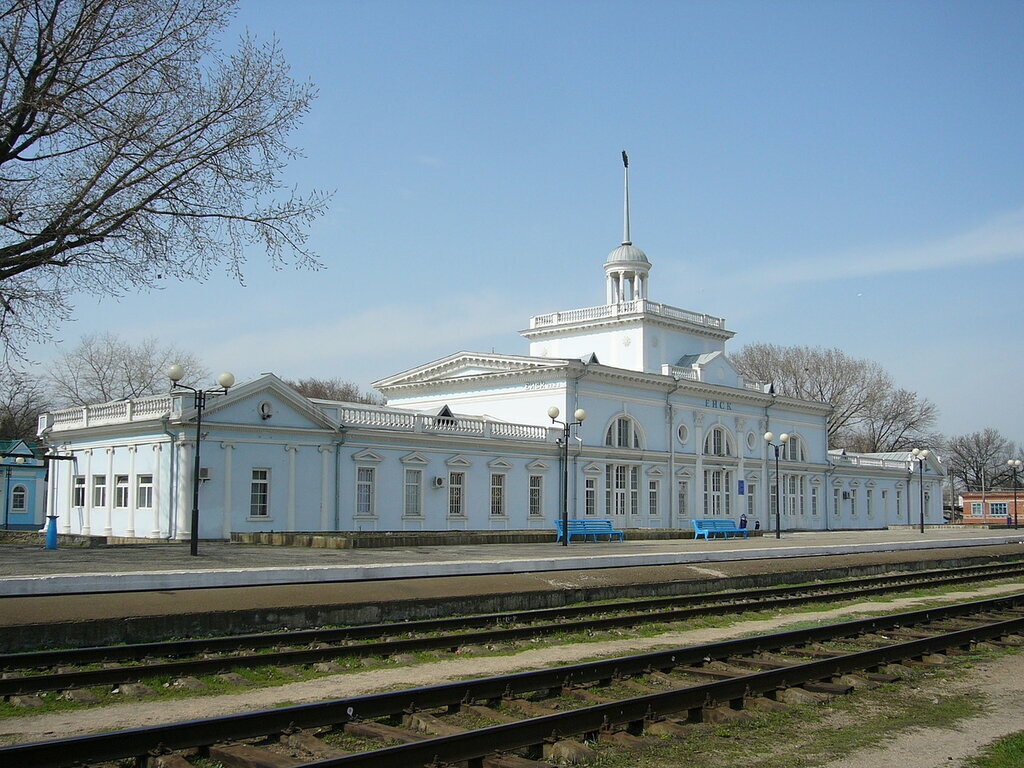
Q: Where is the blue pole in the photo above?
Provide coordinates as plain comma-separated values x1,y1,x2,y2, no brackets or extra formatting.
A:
45,515,58,549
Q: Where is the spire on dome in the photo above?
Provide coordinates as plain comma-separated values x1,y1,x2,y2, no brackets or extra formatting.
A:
622,150,631,245
604,150,650,304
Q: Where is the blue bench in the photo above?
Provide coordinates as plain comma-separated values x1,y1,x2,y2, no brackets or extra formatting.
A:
692,519,748,540
555,518,625,543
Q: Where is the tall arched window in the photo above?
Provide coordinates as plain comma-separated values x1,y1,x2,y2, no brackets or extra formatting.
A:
703,426,734,457
784,434,806,461
11,484,26,511
605,416,642,448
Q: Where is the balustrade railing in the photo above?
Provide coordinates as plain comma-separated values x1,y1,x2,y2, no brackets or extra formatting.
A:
530,299,726,330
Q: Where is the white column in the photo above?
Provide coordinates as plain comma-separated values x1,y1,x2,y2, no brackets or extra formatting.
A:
176,439,193,540
126,446,137,538
82,449,93,535
286,444,298,531
694,413,705,517
319,445,333,531
103,447,114,536
151,445,163,538
221,442,234,539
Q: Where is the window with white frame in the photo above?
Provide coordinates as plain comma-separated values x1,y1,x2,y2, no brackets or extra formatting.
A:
866,488,873,517
677,480,689,519
881,489,888,518
356,467,375,517
811,485,819,516
136,475,153,509
630,467,640,514
971,501,983,515
849,488,858,516
770,482,778,517
896,489,903,519
114,475,129,509
72,475,86,507
833,487,841,518
448,471,465,516
747,483,757,517
703,426,733,457
529,475,543,517
490,473,506,516
991,501,1008,516
783,435,806,461
92,475,107,507
11,484,26,511
250,469,270,517
703,469,732,516
648,479,659,516
585,476,597,516
784,475,799,515
403,469,422,518
605,416,642,448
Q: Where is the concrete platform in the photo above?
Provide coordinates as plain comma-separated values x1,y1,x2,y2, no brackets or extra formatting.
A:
2,527,1023,596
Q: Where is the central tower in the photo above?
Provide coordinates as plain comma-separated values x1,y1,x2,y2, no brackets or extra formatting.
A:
604,150,651,304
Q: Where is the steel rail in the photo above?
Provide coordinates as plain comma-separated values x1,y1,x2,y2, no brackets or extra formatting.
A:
3,561,1023,697
2,592,1023,768
5,560,1022,669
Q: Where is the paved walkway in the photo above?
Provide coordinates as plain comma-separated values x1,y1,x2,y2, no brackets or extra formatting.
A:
2,527,1023,596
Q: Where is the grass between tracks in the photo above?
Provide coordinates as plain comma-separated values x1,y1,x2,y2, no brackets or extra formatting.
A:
963,731,1024,768
0,578,1021,724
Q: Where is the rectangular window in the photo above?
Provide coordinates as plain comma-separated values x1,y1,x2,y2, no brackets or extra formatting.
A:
114,475,129,509
490,473,505,516
811,486,819,516
92,475,107,507
614,465,627,515
896,490,903,519
991,501,1007,516
881,489,888,518
529,475,543,517
356,467,375,517
585,476,596,516
971,501,983,515
648,479,659,516
448,471,465,516
677,480,688,519
136,475,153,509
850,488,858,516
250,468,270,517
72,475,86,507
747,483,756,517
770,482,779,517
866,489,873,517
605,466,613,516
833,488,841,518
630,467,640,515
403,469,422,517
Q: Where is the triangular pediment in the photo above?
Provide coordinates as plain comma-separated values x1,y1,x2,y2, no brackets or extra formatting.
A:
373,351,569,390
400,452,430,465
189,374,339,432
446,454,473,467
526,460,551,471
352,449,384,463
487,457,513,470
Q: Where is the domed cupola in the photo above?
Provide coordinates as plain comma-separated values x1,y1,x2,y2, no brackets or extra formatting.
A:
605,151,651,304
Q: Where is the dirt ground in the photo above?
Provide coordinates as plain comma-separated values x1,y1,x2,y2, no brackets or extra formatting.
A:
2,582,1024,767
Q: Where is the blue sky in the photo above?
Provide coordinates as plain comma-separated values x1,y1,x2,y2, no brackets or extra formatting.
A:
36,0,1024,444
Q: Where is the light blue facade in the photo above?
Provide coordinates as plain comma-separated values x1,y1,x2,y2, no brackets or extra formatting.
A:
0,441,47,530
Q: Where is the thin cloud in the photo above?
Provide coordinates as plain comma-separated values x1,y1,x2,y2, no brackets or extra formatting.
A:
754,206,1024,286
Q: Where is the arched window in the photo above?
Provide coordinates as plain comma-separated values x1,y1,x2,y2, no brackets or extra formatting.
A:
703,426,734,457
11,484,26,511
605,416,642,448
784,434,806,461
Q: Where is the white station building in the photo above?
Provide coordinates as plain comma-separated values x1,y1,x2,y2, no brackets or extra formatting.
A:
37,160,945,540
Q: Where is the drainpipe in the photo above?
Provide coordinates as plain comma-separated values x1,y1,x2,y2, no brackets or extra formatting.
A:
666,376,685,528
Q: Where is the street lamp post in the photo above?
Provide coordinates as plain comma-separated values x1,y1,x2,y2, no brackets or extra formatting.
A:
911,448,930,534
763,432,789,540
548,406,586,547
1008,459,1022,530
169,366,235,556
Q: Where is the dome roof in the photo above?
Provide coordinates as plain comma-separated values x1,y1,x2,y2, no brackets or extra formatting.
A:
605,242,650,266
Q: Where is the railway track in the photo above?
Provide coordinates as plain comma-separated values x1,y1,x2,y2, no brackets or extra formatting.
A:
1,560,1023,701
2,591,1023,768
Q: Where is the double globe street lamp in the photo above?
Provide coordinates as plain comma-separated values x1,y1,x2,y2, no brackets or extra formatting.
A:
548,406,586,547
169,365,235,556
1008,459,1022,530
763,431,789,540
911,448,930,534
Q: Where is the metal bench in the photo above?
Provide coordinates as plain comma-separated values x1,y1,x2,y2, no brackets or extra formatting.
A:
691,519,748,540
555,518,625,543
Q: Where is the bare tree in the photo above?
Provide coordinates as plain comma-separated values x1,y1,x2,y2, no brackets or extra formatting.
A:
286,376,382,405
942,428,1019,493
0,0,330,355
48,332,208,406
731,343,936,450
0,369,49,440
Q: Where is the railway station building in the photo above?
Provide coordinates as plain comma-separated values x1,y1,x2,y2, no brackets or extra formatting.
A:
36,166,946,541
